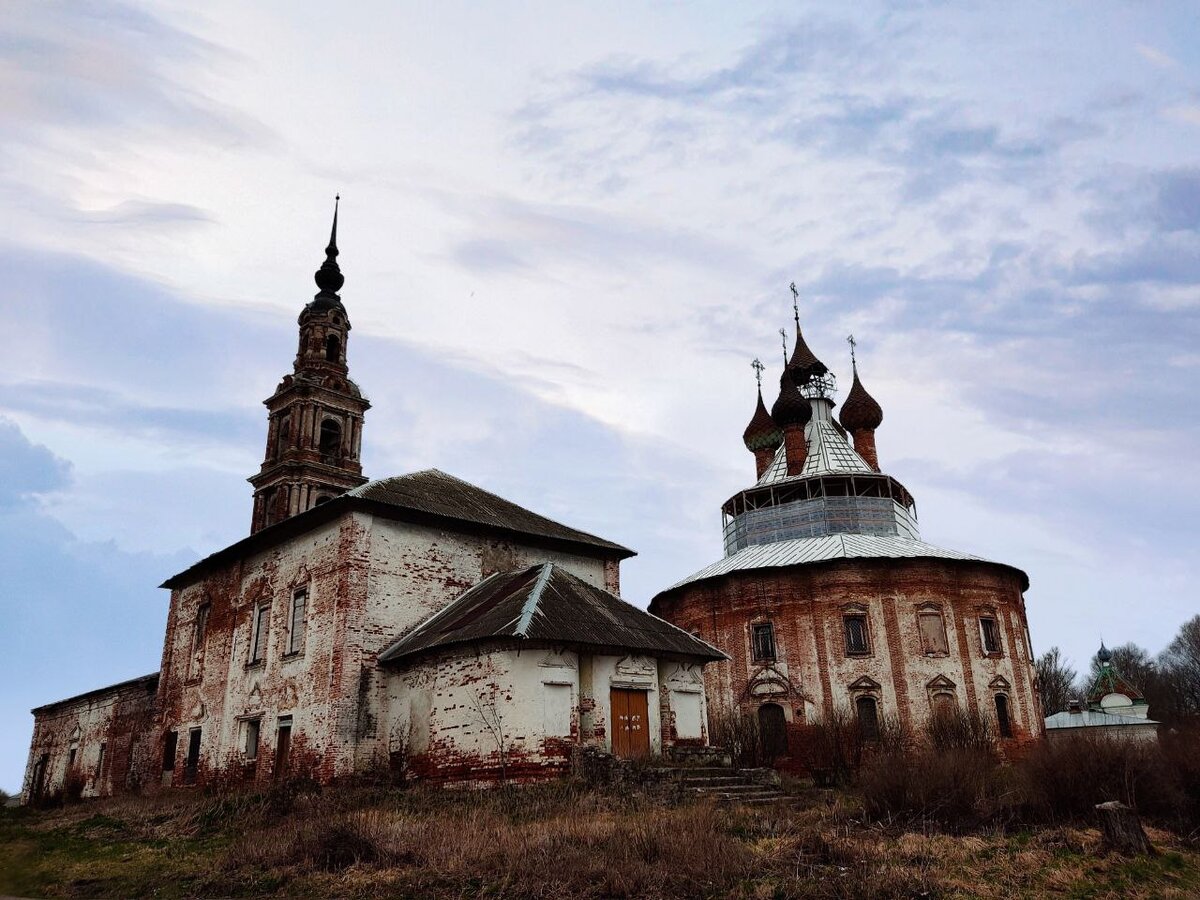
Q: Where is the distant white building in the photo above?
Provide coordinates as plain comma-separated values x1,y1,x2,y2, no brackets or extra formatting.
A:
1044,644,1160,744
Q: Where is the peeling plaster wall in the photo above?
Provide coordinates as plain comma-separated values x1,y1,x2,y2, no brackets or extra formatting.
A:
151,510,618,790
23,679,157,804
386,645,706,783
653,558,1043,753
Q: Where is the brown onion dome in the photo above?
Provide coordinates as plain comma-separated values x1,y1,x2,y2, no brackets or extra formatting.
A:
787,326,829,384
771,368,813,428
839,367,883,431
743,389,783,451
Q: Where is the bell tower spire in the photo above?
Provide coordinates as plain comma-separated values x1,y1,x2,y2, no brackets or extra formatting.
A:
249,197,370,534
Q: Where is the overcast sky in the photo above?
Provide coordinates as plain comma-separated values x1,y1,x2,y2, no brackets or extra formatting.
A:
2,1,1198,791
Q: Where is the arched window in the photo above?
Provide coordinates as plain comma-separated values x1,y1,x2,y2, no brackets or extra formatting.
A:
856,695,880,741
757,703,788,760
314,494,333,506
319,419,342,459
276,416,291,458
325,334,341,362
994,694,1013,738
917,607,949,655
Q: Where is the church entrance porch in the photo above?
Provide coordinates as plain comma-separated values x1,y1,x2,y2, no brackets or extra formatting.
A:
610,688,650,759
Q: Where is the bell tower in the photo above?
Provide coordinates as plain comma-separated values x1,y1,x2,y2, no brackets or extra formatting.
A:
249,197,370,534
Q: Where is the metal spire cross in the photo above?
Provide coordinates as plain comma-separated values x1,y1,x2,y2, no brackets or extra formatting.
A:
751,358,765,389
789,281,800,329
847,333,857,371
779,328,788,366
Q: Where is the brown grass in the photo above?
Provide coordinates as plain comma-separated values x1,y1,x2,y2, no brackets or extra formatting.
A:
2,776,1200,898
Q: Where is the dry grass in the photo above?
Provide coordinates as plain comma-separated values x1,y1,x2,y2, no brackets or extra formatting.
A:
2,779,1199,898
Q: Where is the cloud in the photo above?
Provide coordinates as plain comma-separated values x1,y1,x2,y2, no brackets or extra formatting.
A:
0,416,71,508
1136,43,1178,69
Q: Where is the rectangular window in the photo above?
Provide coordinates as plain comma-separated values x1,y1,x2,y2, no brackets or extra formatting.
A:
751,622,777,661
918,610,949,655
194,603,210,650
184,728,202,785
844,614,870,655
68,748,77,768
995,694,1013,738
249,603,270,664
244,719,261,760
980,617,1001,654
543,683,572,737
287,589,307,655
96,743,106,777
162,731,177,771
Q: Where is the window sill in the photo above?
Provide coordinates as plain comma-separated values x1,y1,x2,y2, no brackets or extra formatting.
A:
246,660,265,670
982,651,1005,659
845,651,873,658
281,651,304,661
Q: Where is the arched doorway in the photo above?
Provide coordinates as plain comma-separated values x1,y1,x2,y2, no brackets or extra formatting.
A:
757,702,788,762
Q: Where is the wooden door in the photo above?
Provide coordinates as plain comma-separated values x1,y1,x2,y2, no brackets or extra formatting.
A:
274,724,292,780
758,703,788,761
610,689,650,759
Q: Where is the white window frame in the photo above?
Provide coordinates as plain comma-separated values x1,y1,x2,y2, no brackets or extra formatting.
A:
249,603,270,664
287,588,307,656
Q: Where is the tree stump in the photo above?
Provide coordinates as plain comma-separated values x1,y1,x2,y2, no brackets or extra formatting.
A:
1095,801,1156,855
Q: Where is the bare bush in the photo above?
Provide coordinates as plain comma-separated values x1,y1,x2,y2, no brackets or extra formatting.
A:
859,746,1010,829
797,706,908,786
925,706,996,754
707,708,765,768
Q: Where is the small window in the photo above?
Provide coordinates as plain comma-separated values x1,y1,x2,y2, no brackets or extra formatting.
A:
995,694,1013,738
68,747,77,768
856,695,880,741
751,622,776,661
918,609,948,655
287,589,307,656
244,719,261,760
163,731,178,771
844,614,870,655
980,617,1002,654
276,416,291,457
96,743,106,777
319,419,342,458
250,603,270,664
194,603,210,650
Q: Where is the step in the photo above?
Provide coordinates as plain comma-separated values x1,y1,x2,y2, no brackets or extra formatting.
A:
678,775,745,787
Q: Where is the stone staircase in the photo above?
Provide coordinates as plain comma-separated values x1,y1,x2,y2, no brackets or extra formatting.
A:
669,765,790,805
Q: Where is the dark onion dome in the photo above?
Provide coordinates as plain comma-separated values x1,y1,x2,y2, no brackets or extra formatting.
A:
312,195,344,308
1097,642,1112,664
787,326,829,384
770,368,813,428
743,389,783,451
839,367,883,431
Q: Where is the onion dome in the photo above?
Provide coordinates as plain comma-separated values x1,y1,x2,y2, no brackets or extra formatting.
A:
1097,642,1112,664
743,388,783,452
839,366,883,432
311,195,344,309
787,326,829,385
771,368,813,428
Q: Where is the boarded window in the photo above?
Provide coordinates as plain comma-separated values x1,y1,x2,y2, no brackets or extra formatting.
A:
751,622,776,661
931,693,956,718
96,743,106,778
244,719,261,760
162,731,177,771
856,696,880,741
918,609,949,655
543,683,572,737
980,617,1002,654
250,604,270,664
287,589,307,655
672,691,703,739
844,615,870,655
995,694,1013,738
194,603,210,650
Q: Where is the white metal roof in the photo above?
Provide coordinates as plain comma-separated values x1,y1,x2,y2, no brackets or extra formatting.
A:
757,399,874,485
1045,710,1161,729
665,533,992,591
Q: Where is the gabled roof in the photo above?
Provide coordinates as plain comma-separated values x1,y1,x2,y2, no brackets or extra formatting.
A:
163,469,632,589
378,563,725,664
1087,662,1147,706
32,672,160,715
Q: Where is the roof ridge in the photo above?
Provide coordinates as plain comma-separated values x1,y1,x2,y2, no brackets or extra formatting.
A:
515,562,554,637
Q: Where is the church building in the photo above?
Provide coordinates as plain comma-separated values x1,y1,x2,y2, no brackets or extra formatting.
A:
22,203,722,802
649,292,1044,761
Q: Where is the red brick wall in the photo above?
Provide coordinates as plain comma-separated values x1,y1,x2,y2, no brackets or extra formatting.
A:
651,557,1042,763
